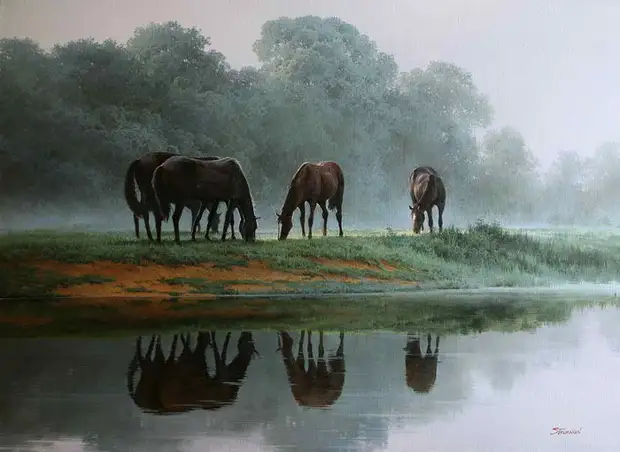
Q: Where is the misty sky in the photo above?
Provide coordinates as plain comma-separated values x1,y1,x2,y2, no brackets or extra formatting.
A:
2,0,619,169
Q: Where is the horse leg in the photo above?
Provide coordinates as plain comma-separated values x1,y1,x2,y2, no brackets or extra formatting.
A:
134,214,140,239
299,203,306,238
427,207,434,233
221,201,236,242
230,205,237,240
192,203,208,241
190,203,201,236
318,201,329,236
172,203,185,244
155,213,163,243
143,211,154,242
437,203,445,233
307,201,318,239
205,202,220,241
336,204,343,237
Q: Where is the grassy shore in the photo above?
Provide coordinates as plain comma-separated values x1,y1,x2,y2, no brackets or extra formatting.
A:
1,221,620,299
1,291,617,338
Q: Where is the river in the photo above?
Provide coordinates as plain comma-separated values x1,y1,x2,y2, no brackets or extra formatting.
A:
1,295,619,451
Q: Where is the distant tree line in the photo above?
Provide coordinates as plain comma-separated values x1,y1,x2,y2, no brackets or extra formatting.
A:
1,17,618,226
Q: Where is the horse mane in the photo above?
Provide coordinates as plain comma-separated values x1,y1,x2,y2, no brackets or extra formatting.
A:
223,157,256,210
290,162,311,187
280,162,310,214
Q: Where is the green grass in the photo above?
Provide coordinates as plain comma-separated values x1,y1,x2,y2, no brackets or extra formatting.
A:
0,292,617,338
1,221,620,298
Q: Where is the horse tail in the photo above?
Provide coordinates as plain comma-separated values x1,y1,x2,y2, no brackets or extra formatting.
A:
124,159,143,218
152,165,170,222
328,167,345,211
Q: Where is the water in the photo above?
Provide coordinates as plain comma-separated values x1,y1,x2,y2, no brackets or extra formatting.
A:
2,301,620,451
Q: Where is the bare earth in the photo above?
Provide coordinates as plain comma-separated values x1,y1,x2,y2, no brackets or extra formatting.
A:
32,258,416,298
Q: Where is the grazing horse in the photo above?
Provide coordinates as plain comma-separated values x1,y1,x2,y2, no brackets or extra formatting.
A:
193,156,244,241
124,152,221,241
276,161,345,240
151,156,259,243
404,333,440,394
277,330,346,408
409,166,446,234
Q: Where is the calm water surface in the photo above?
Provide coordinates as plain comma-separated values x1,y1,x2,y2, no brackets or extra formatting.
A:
2,301,620,451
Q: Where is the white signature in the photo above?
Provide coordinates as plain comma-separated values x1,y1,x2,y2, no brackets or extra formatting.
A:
550,427,582,435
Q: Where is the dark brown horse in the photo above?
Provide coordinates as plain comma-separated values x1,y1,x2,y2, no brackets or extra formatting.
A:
157,332,259,413
193,156,244,241
276,162,344,240
278,331,346,408
409,166,446,234
124,152,221,241
152,156,259,243
404,333,440,394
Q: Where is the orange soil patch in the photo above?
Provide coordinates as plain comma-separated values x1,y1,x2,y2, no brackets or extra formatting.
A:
28,258,413,298
311,258,399,272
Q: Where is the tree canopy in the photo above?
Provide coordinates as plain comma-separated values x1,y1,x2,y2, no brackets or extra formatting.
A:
0,18,617,226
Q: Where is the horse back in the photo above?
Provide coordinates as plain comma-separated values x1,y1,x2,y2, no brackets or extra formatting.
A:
317,161,343,179
316,161,344,194
410,167,445,206
135,152,178,191
410,166,438,185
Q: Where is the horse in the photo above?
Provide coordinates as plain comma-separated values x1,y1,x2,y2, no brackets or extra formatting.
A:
276,161,344,240
151,156,259,243
404,333,440,394
124,151,222,241
277,330,346,408
193,156,245,241
409,166,446,234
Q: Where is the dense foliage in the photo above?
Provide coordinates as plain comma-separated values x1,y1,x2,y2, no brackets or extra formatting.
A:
1,18,618,226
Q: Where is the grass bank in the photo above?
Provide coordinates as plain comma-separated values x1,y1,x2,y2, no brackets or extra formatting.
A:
1,221,620,298
0,291,616,338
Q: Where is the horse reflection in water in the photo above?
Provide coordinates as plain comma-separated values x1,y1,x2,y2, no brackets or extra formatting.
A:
127,332,259,413
404,333,440,394
278,330,346,408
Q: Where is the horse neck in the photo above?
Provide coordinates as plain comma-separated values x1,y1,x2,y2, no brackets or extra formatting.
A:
234,173,256,220
237,195,256,221
281,181,304,216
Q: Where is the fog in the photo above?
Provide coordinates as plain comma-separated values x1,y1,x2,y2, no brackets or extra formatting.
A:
1,0,620,232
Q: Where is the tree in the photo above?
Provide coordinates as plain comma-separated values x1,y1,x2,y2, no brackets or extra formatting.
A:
478,127,538,218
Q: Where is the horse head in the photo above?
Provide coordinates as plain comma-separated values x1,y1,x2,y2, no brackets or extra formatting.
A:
276,211,293,240
410,204,425,234
242,214,260,243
